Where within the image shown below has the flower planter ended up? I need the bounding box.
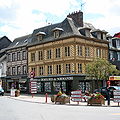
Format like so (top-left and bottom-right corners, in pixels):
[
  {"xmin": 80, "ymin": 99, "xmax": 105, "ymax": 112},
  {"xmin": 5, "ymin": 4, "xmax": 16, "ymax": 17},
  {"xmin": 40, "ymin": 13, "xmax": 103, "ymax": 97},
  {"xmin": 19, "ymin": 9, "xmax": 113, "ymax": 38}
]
[
  {"xmin": 51, "ymin": 95, "xmax": 70, "ymax": 104},
  {"xmin": 87, "ymin": 98, "xmax": 105, "ymax": 106}
]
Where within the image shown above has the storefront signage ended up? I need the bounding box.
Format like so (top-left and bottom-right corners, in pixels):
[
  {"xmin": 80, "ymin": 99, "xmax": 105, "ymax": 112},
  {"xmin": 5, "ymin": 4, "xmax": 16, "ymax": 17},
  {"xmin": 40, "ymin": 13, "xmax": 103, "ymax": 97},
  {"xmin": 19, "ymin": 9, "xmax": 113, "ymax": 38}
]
[
  {"xmin": 37, "ymin": 77, "xmax": 73, "ymax": 81},
  {"xmin": 114, "ymin": 90, "xmax": 120, "ymax": 103},
  {"xmin": 109, "ymin": 76, "xmax": 120, "ymax": 81},
  {"xmin": 71, "ymin": 90, "xmax": 82, "ymax": 102}
]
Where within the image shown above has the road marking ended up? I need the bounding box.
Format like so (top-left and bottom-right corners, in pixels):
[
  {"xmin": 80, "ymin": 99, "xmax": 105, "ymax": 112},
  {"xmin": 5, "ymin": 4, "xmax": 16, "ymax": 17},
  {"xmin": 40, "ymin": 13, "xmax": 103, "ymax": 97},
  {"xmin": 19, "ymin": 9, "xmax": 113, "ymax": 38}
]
[{"xmin": 112, "ymin": 113, "xmax": 120, "ymax": 115}]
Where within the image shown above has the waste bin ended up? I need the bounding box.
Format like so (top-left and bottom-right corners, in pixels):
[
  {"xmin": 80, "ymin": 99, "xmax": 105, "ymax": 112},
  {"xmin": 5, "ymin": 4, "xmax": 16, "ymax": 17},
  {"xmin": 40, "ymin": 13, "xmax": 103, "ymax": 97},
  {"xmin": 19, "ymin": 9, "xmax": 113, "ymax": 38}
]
[{"xmin": 15, "ymin": 90, "xmax": 20, "ymax": 97}]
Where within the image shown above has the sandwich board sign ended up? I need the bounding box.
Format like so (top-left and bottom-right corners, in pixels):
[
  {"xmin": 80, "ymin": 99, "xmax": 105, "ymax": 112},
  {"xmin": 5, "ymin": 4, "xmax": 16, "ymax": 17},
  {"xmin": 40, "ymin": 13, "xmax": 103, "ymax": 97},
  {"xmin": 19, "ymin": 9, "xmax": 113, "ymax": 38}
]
[
  {"xmin": 71, "ymin": 90, "xmax": 82, "ymax": 104},
  {"xmin": 114, "ymin": 90, "xmax": 120, "ymax": 106}
]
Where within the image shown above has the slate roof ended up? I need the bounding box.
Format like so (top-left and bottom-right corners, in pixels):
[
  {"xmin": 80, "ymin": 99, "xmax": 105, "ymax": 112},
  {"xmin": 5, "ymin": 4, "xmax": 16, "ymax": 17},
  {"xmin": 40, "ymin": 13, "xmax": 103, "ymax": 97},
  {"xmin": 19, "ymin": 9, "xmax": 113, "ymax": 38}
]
[
  {"xmin": 0, "ymin": 36, "xmax": 11, "ymax": 50},
  {"xmin": 7, "ymin": 34, "xmax": 31, "ymax": 50},
  {"xmin": 28, "ymin": 16, "xmax": 108, "ymax": 47}
]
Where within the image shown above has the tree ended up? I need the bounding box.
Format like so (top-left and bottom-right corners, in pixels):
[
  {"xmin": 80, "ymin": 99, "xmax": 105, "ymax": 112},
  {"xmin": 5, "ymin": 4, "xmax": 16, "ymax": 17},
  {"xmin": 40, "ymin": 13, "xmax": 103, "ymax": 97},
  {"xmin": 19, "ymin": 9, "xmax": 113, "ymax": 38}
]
[{"xmin": 86, "ymin": 58, "xmax": 119, "ymax": 89}]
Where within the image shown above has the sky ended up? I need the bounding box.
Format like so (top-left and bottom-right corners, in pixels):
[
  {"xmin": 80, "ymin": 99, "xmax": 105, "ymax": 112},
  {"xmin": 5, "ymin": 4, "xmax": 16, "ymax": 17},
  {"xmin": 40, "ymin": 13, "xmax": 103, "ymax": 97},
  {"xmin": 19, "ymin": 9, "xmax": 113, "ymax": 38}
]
[{"xmin": 0, "ymin": 0, "xmax": 120, "ymax": 41}]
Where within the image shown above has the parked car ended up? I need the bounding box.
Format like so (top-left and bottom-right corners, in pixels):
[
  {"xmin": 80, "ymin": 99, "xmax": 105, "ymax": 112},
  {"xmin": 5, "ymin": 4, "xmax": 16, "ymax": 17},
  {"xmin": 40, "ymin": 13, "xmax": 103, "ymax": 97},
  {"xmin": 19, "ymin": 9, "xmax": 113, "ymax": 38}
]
[
  {"xmin": 94, "ymin": 86, "xmax": 120, "ymax": 99},
  {"xmin": 0, "ymin": 85, "xmax": 4, "ymax": 96}
]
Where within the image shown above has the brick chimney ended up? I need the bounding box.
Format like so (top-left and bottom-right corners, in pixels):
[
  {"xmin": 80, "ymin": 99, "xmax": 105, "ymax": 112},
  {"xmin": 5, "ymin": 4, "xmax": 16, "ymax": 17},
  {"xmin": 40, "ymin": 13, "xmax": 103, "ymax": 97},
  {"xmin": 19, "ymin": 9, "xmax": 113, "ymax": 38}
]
[{"xmin": 67, "ymin": 10, "xmax": 83, "ymax": 27}]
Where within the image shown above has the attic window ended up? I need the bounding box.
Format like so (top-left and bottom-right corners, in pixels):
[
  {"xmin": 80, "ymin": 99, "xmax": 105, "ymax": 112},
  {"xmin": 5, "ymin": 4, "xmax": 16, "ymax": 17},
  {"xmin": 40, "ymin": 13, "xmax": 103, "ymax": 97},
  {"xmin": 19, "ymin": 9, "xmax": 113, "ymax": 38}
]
[
  {"xmin": 36, "ymin": 32, "xmax": 46, "ymax": 41},
  {"xmin": 52, "ymin": 27, "xmax": 64, "ymax": 38}
]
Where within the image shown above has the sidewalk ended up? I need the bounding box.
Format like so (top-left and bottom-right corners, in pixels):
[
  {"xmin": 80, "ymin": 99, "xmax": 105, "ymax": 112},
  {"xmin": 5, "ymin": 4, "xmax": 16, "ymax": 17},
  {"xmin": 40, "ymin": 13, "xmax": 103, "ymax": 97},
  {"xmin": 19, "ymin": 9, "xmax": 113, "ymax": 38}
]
[{"xmin": 6, "ymin": 93, "xmax": 120, "ymax": 107}]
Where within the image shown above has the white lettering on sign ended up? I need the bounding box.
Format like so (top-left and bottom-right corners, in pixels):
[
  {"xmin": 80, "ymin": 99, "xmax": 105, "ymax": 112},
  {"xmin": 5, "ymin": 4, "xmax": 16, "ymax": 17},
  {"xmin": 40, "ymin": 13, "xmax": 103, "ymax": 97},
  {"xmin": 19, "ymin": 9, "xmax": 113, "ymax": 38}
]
[
  {"xmin": 71, "ymin": 90, "xmax": 82, "ymax": 102},
  {"xmin": 114, "ymin": 90, "xmax": 120, "ymax": 103},
  {"xmin": 30, "ymin": 81, "xmax": 37, "ymax": 94}
]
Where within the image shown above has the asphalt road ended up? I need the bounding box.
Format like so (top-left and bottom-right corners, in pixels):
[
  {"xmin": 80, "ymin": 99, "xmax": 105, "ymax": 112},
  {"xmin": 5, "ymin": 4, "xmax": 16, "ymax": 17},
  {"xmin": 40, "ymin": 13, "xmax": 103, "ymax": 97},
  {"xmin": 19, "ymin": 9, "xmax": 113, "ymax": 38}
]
[{"xmin": 0, "ymin": 96, "xmax": 120, "ymax": 120}]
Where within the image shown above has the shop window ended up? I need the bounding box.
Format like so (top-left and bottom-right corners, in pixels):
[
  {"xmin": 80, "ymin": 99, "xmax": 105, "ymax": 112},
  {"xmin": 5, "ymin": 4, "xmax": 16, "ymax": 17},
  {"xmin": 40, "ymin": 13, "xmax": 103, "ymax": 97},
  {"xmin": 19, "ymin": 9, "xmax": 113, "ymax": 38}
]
[
  {"xmin": 37, "ymin": 82, "xmax": 42, "ymax": 92},
  {"xmin": 65, "ymin": 46, "xmax": 70, "ymax": 57},
  {"xmin": 44, "ymin": 82, "xmax": 51, "ymax": 92},
  {"xmin": 53, "ymin": 82, "xmax": 61, "ymax": 92},
  {"xmin": 66, "ymin": 64, "xmax": 71, "ymax": 73},
  {"xmin": 56, "ymin": 48, "xmax": 61, "ymax": 58}
]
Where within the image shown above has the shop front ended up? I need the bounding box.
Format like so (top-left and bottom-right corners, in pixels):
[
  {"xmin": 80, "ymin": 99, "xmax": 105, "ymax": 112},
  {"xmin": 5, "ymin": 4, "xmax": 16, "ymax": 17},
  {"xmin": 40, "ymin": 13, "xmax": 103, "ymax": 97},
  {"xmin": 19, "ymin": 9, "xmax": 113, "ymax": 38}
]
[
  {"xmin": 29, "ymin": 74, "xmax": 91, "ymax": 95},
  {"xmin": 6, "ymin": 76, "xmax": 28, "ymax": 92},
  {"xmin": 109, "ymin": 76, "xmax": 120, "ymax": 86}
]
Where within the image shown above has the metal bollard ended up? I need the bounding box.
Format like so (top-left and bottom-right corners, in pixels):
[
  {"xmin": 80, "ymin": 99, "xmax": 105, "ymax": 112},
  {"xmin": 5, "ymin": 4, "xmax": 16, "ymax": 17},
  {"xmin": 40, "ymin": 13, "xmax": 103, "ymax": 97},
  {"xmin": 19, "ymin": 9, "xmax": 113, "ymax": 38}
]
[{"xmin": 45, "ymin": 93, "xmax": 48, "ymax": 103}]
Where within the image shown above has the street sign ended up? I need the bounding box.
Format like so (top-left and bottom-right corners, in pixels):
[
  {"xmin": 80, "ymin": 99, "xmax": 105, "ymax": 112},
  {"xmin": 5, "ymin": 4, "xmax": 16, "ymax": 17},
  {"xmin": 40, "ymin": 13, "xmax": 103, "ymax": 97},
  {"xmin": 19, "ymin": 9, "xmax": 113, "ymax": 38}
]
[
  {"xmin": 29, "ymin": 81, "xmax": 37, "ymax": 94},
  {"xmin": 114, "ymin": 90, "xmax": 120, "ymax": 103},
  {"xmin": 71, "ymin": 90, "xmax": 82, "ymax": 102}
]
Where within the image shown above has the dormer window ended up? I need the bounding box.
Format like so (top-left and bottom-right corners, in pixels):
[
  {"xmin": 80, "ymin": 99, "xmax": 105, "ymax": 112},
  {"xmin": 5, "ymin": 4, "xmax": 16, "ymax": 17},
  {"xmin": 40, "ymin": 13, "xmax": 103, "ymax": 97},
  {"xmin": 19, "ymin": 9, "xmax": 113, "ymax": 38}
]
[
  {"xmin": 52, "ymin": 27, "xmax": 64, "ymax": 38},
  {"xmin": 38, "ymin": 35, "xmax": 43, "ymax": 41},
  {"xmin": 54, "ymin": 31, "xmax": 60, "ymax": 38},
  {"xmin": 36, "ymin": 32, "xmax": 46, "ymax": 41},
  {"xmin": 78, "ymin": 27, "xmax": 91, "ymax": 37}
]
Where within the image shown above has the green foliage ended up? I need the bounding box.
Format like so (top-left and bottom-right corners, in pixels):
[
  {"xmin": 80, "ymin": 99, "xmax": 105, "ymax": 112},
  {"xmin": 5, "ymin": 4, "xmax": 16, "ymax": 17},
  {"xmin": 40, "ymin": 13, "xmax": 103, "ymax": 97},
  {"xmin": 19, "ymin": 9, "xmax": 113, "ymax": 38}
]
[{"xmin": 86, "ymin": 58, "xmax": 119, "ymax": 82}]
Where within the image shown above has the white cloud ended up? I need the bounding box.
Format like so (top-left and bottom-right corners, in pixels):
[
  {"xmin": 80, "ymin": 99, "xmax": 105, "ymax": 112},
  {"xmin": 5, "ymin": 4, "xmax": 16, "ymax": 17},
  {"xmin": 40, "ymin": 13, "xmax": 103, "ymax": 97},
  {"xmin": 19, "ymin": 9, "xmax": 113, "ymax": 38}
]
[
  {"xmin": 0, "ymin": 0, "xmax": 119, "ymax": 40},
  {"xmin": 83, "ymin": 0, "xmax": 120, "ymax": 35},
  {"xmin": 0, "ymin": 0, "xmax": 79, "ymax": 40}
]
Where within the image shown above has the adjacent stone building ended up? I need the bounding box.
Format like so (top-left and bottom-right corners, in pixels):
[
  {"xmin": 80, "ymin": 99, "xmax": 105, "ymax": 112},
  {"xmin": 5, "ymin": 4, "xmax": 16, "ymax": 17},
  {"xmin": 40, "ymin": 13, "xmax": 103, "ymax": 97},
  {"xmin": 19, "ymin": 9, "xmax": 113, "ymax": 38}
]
[
  {"xmin": 6, "ymin": 35, "xmax": 31, "ymax": 92},
  {"xmin": 27, "ymin": 11, "xmax": 109, "ymax": 94}
]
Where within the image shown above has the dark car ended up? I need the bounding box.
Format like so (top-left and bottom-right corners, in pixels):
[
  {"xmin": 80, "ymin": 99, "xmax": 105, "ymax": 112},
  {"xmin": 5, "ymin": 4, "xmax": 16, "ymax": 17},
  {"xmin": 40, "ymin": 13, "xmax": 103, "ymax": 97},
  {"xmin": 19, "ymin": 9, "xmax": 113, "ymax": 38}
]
[
  {"xmin": 94, "ymin": 86, "xmax": 119, "ymax": 99},
  {"xmin": 0, "ymin": 85, "xmax": 4, "ymax": 96}
]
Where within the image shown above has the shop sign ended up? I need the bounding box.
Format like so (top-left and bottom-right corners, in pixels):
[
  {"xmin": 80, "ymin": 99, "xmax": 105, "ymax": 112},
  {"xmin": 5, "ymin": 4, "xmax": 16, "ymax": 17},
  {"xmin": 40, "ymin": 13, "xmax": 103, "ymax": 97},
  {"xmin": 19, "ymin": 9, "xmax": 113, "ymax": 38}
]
[
  {"xmin": 71, "ymin": 90, "xmax": 82, "ymax": 102},
  {"xmin": 29, "ymin": 81, "xmax": 37, "ymax": 93},
  {"xmin": 109, "ymin": 76, "xmax": 120, "ymax": 81},
  {"xmin": 38, "ymin": 77, "xmax": 73, "ymax": 81},
  {"xmin": 114, "ymin": 90, "xmax": 120, "ymax": 102}
]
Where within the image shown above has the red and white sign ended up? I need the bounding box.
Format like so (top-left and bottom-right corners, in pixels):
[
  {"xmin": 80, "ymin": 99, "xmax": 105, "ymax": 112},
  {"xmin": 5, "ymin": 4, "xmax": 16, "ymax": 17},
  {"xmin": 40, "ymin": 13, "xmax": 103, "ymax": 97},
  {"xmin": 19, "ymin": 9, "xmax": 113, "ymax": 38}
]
[
  {"xmin": 29, "ymin": 81, "xmax": 37, "ymax": 94},
  {"xmin": 114, "ymin": 90, "xmax": 120, "ymax": 103},
  {"xmin": 30, "ymin": 71, "xmax": 35, "ymax": 78},
  {"xmin": 71, "ymin": 90, "xmax": 82, "ymax": 102}
]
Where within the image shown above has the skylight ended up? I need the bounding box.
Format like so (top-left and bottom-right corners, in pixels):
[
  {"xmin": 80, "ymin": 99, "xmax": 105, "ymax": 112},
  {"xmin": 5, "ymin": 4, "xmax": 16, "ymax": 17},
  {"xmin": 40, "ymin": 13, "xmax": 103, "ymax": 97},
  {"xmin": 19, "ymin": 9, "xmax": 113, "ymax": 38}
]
[{"xmin": 15, "ymin": 42, "xmax": 19, "ymax": 46}]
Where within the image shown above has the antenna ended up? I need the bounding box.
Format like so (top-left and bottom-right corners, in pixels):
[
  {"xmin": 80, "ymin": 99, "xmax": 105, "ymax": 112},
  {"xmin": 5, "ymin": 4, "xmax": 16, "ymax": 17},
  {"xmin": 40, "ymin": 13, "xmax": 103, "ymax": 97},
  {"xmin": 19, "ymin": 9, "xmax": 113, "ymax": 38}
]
[{"xmin": 81, "ymin": 2, "xmax": 86, "ymax": 11}]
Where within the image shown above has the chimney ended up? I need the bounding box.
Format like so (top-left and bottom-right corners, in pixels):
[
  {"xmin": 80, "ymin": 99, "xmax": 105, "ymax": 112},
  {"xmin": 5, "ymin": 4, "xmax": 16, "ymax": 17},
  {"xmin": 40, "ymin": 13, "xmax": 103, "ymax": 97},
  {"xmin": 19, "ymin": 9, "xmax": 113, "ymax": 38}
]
[{"xmin": 67, "ymin": 10, "xmax": 83, "ymax": 27}]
